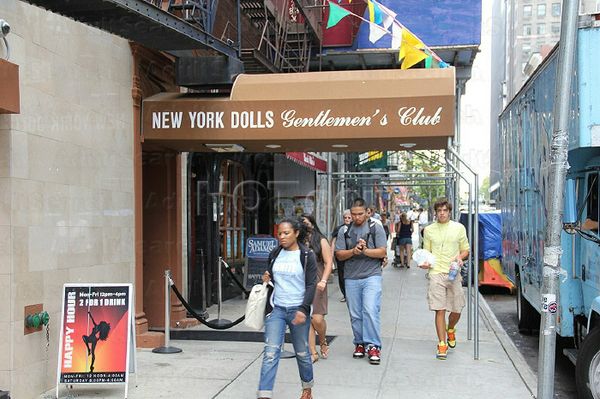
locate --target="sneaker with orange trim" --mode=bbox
[447,328,456,348]
[436,342,448,360]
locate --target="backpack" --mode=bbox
[343,219,378,250]
[343,219,386,266]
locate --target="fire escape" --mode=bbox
[238,0,316,73]
[21,0,321,89]
[160,0,320,73]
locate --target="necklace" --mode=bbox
[438,222,451,250]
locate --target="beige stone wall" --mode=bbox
[0,1,134,398]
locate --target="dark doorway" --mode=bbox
[188,153,274,311]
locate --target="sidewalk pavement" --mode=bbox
[44,259,537,399]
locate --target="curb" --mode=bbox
[478,293,538,398]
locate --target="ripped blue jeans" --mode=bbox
[257,305,313,398]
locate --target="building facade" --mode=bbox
[0,2,135,397]
[0,0,479,397]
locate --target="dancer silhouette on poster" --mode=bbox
[82,311,111,373]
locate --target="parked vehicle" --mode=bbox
[498,22,600,399]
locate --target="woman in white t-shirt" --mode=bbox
[258,218,318,399]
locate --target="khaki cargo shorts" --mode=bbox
[427,273,466,313]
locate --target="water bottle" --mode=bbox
[448,262,459,281]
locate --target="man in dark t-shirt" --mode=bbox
[335,198,387,365]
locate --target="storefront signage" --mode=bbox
[142,96,454,146]
[56,284,134,397]
[244,236,278,290]
[148,104,448,132]
[358,151,388,171]
[286,152,327,172]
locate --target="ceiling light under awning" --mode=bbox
[205,144,245,152]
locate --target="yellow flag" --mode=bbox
[367,0,375,22]
[401,46,428,69]
[399,29,424,60]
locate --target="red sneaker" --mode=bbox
[367,346,381,364]
[353,344,365,358]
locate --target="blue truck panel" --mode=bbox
[578,28,600,148]
[499,26,600,338]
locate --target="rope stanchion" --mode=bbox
[164,258,257,330]
[223,261,251,296]
[208,257,232,327]
[170,282,246,330]
[153,270,183,354]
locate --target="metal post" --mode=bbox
[454,83,463,212]
[236,0,242,57]
[538,0,579,397]
[153,270,182,354]
[327,153,333,237]
[467,185,473,341]
[445,159,473,341]
[448,146,480,359]
[209,257,232,327]
[473,174,479,359]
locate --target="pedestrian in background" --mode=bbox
[331,210,352,302]
[395,212,413,268]
[381,212,391,242]
[301,214,333,363]
[258,218,317,399]
[335,198,387,365]
[420,198,470,360]
[366,206,382,223]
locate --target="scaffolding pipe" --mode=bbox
[327,153,333,239]
[445,160,473,341]
[322,171,455,176]
[333,176,451,182]
[447,146,479,360]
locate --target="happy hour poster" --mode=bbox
[58,284,132,384]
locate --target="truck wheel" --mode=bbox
[576,327,600,399]
[516,273,539,334]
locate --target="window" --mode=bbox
[219,160,248,265]
[586,174,599,228]
[552,3,561,17]
[522,44,531,55]
[537,24,546,35]
[551,23,560,34]
[537,4,546,17]
[524,5,532,17]
[523,24,532,35]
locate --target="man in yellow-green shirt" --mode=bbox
[420,198,470,360]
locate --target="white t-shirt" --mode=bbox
[272,249,305,307]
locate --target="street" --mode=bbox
[482,287,578,399]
